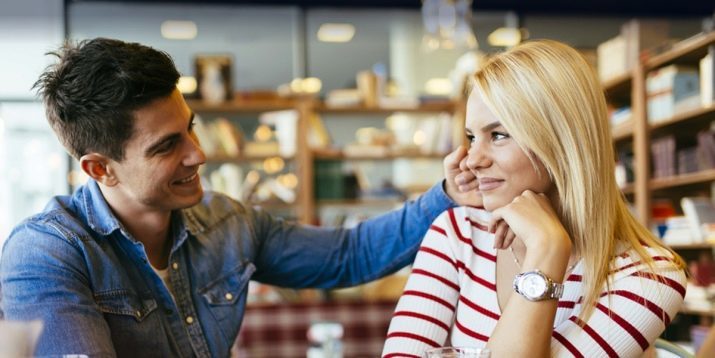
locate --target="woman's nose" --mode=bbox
[466,142,490,171]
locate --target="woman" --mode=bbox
[382,40,687,357]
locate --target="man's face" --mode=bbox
[107,88,206,214]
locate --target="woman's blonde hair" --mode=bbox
[472,39,686,320]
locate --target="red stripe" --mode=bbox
[384,354,421,358]
[570,316,618,357]
[454,318,489,342]
[630,271,686,298]
[393,311,451,332]
[567,274,582,282]
[603,290,671,325]
[558,301,576,309]
[466,218,489,232]
[430,225,447,237]
[611,256,673,274]
[595,303,649,351]
[419,247,458,271]
[552,330,584,358]
[386,332,440,348]
[449,209,497,262]
[403,290,456,311]
[412,268,460,291]
[456,260,497,291]
[459,295,500,320]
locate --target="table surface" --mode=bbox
[232,300,397,357]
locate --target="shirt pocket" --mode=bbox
[199,262,255,321]
[94,289,158,322]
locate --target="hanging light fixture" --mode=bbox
[422,0,477,51]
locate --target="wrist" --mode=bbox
[521,244,572,282]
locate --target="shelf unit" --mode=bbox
[186,98,313,224]
[186,97,461,225]
[606,29,715,225]
[605,28,715,334]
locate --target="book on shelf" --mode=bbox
[651,135,676,178]
[259,110,298,157]
[701,50,714,107]
[307,113,331,149]
[213,118,244,157]
[681,196,715,243]
[646,65,700,123]
[662,216,697,246]
[697,128,715,170]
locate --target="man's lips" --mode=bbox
[174,173,198,185]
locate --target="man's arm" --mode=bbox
[0,222,116,357]
[251,180,455,288]
[250,146,480,288]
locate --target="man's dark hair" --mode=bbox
[34,38,180,161]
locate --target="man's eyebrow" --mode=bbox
[481,121,502,132]
[145,132,180,156]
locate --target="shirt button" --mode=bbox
[135,311,142,318]
[225,293,233,301]
[185,316,194,324]
[172,262,179,270]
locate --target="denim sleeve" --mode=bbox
[251,180,455,288]
[0,221,116,357]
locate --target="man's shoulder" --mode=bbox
[5,195,90,250]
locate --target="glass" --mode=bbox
[425,347,490,358]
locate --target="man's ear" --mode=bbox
[79,153,118,186]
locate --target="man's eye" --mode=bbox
[156,141,176,154]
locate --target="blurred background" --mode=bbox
[1,1,714,356]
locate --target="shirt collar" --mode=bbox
[83,179,123,236]
[82,179,195,244]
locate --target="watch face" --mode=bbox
[521,273,548,299]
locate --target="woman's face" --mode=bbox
[464,90,554,212]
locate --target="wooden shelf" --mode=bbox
[206,154,294,163]
[313,150,446,161]
[668,242,715,250]
[620,183,635,195]
[186,98,297,113]
[680,306,715,316]
[649,105,715,133]
[316,101,456,114]
[317,198,404,207]
[650,168,715,191]
[602,72,632,99]
[612,120,634,141]
[645,31,715,70]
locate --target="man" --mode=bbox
[0,38,477,357]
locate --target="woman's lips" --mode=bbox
[477,177,503,191]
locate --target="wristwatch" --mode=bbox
[513,269,564,301]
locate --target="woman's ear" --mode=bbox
[79,153,118,186]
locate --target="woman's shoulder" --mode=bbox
[609,241,685,280]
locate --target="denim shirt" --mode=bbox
[0,179,454,357]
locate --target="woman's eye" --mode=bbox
[492,131,510,141]
[465,134,476,143]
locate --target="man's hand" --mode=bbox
[443,145,482,207]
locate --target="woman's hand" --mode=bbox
[443,146,482,207]
[488,190,571,268]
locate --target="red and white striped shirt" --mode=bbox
[383,206,687,358]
